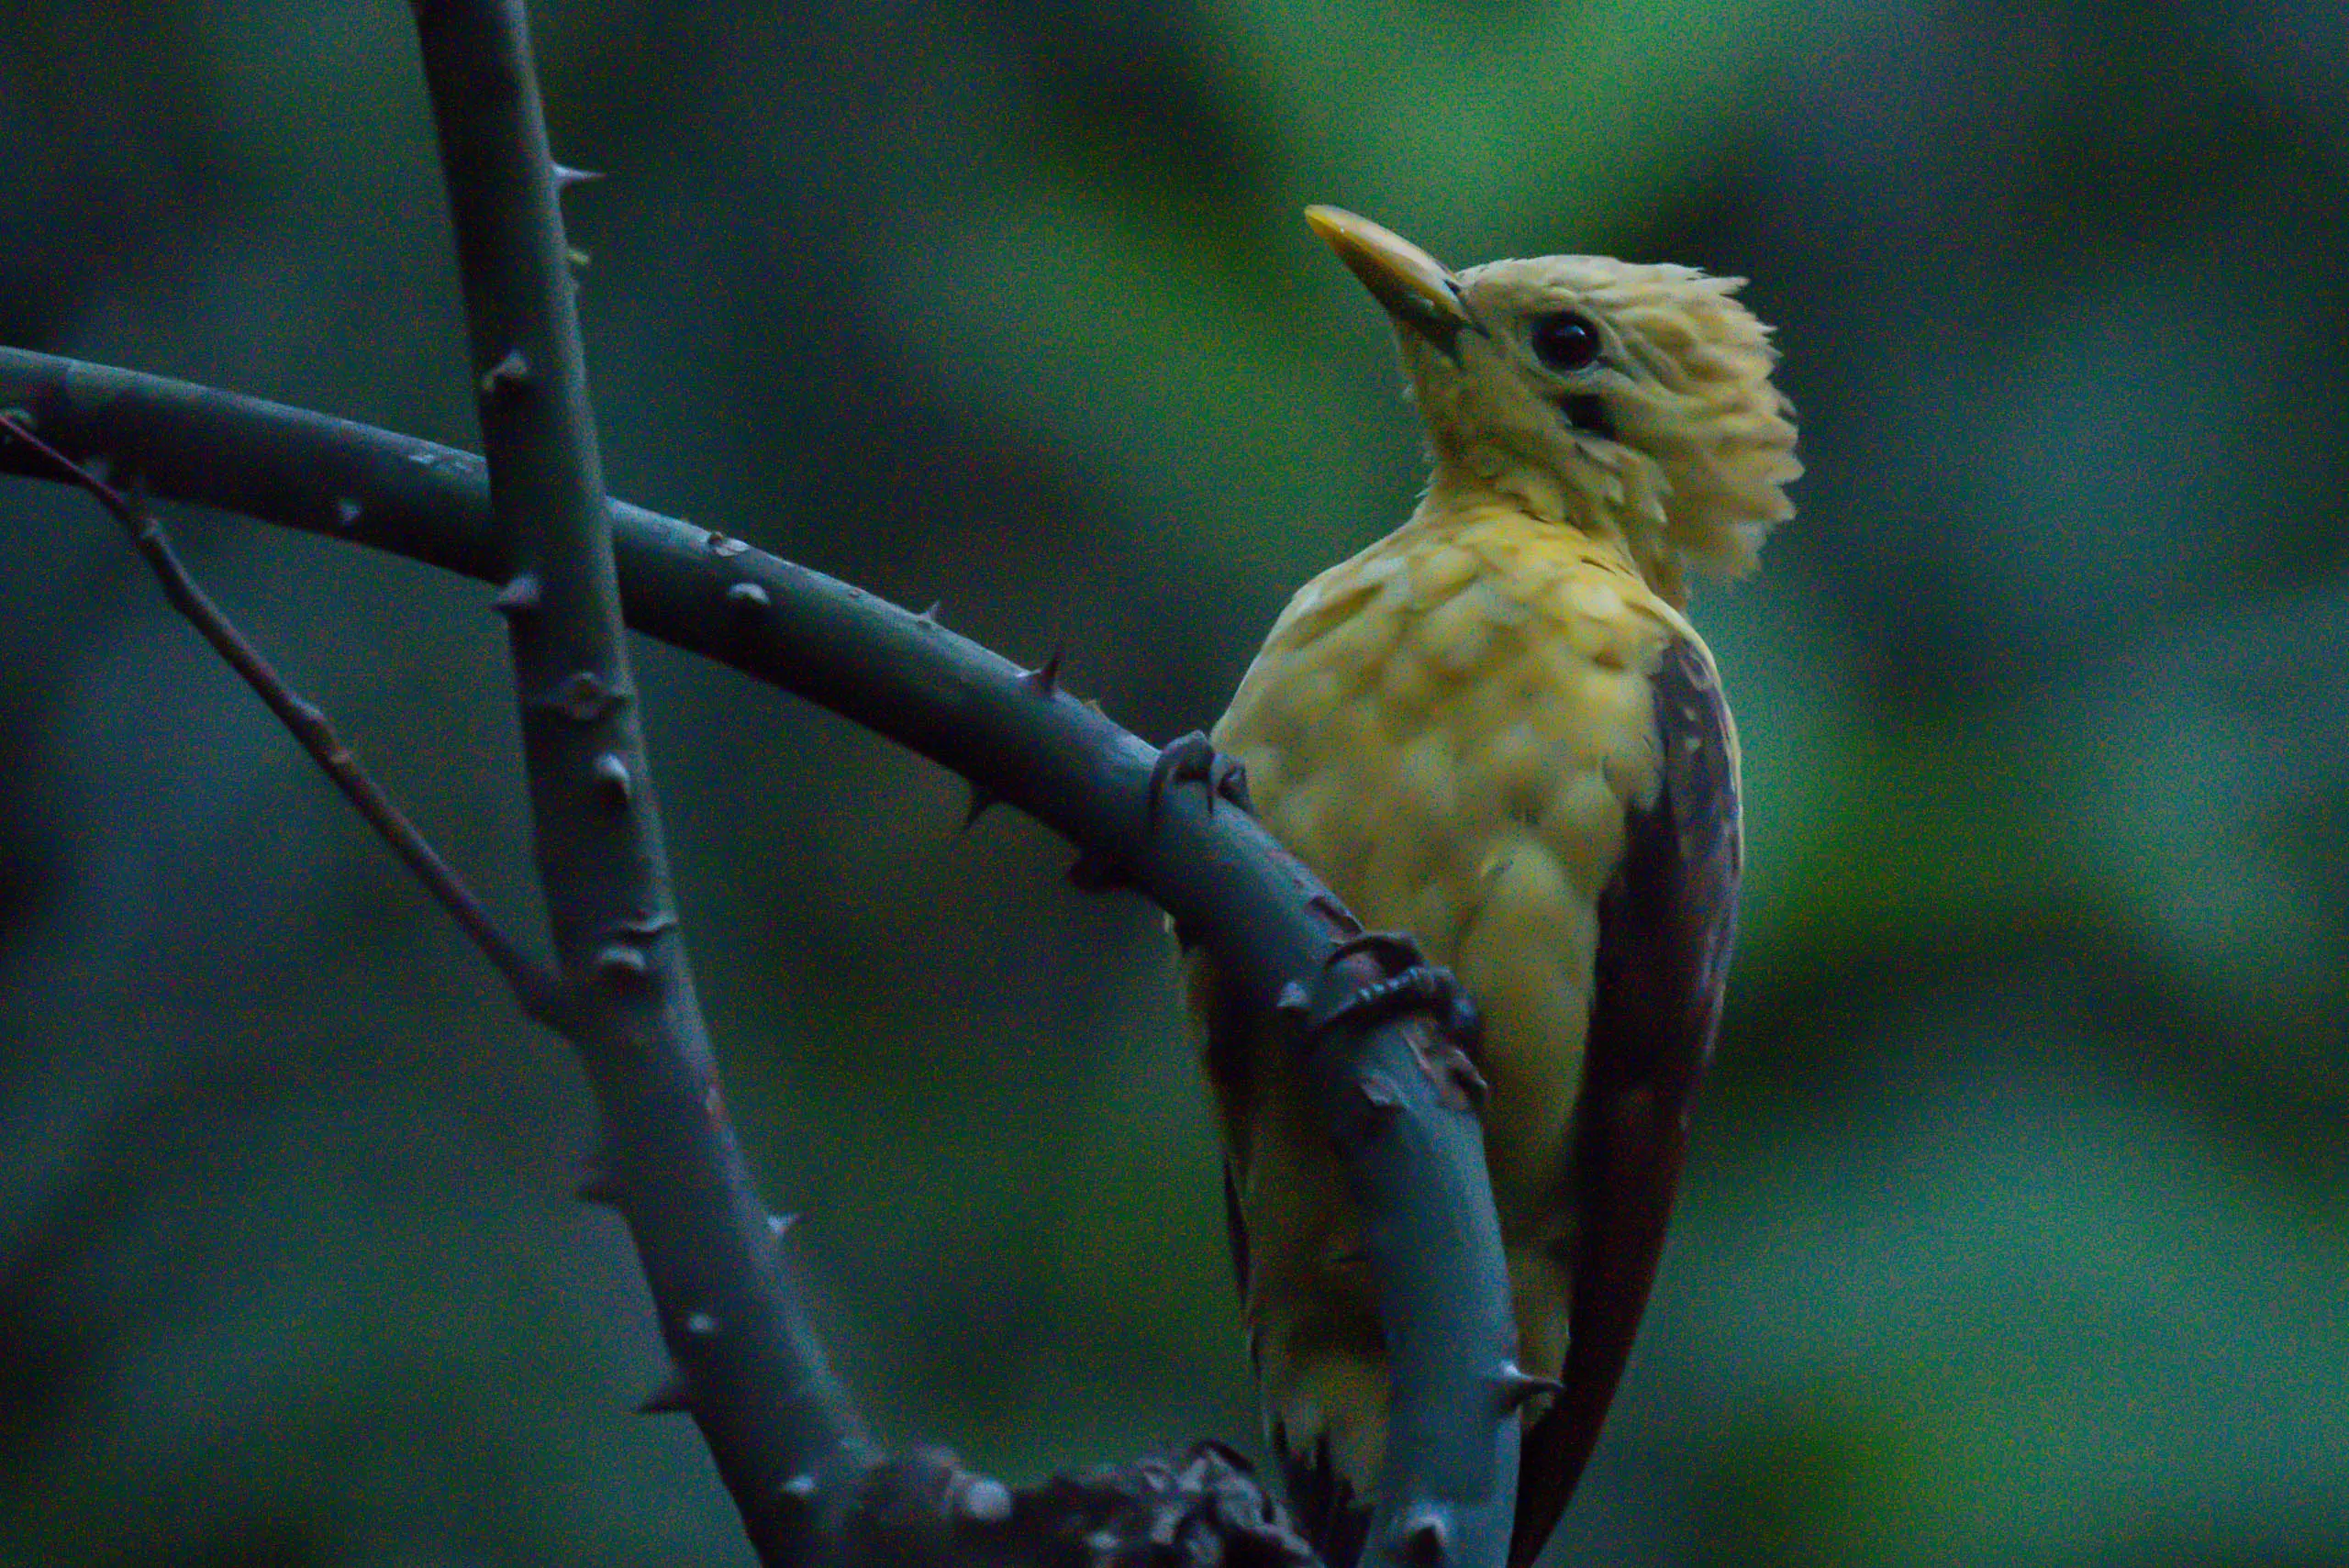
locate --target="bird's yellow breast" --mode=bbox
[1228,207,1787,1567]
[1212,505,1690,1219]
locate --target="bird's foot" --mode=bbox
[1147,731,1254,826]
[1319,931,1486,1061]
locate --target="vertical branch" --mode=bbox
[406,2,863,1558]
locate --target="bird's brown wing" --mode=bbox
[1508,634,1742,1568]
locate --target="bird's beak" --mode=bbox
[1305,206,1475,355]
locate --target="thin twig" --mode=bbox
[0,410,568,1025]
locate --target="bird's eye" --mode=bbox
[1530,312,1602,373]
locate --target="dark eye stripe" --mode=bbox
[1558,393,1616,440]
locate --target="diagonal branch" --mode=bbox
[0,410,565,1024]
[0,348,1521,1568]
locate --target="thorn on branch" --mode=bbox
[960,782,999,833]
[492,573,541,617]
[591,751,634,808]
[1307,890,1364,936]
[1490,1363,1563,1416]
[1352,1073,1405,1132]
[551,161,605,189]
[1147,732,1253,828]
[587,914,675,988]
[478,348,533,395]
[595,943,651,983]
[1423,1040,1490,1112]
[1019,644,1064,697]
[1397,1510,1450,1567]
[1146,735,1202,828]
[915,600,942,626]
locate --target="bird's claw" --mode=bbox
[1148,731,1254,827]
[1319,930,1486,1056]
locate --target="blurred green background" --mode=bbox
[3,0,2344,1562]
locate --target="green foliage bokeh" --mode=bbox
[2,1,2343,1563]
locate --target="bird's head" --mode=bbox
[1307,206,1799,605]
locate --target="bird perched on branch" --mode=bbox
[1188,207,1798,1567]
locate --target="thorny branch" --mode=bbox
[0,343,1524,1568]
[409,0,865,1557]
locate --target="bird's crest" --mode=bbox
[1457,256,1798,594]
[1307,208,1800,606]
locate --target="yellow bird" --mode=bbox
[1190,208,1798,1567]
